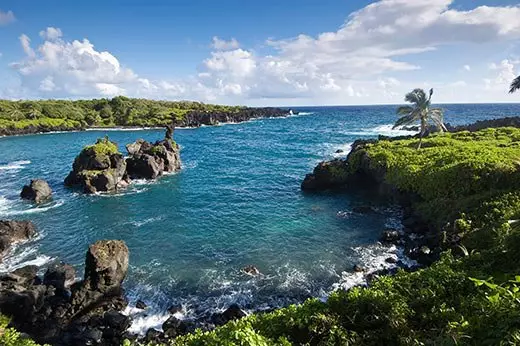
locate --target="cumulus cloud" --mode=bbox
[6,1,520,104]
[0,9,15,26]
[211,37,240,50]
[39,27,63,40]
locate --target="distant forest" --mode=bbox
[0,97,244,129]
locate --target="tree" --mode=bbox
[393,88,446,149]
[510,76,520,94]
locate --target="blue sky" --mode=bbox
[0,0,519,105]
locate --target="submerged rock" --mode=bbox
[0,220,36,260]
[241,265,261,276]
[20,179,52,203]
[126,138,181,179]
[64,137,130,194]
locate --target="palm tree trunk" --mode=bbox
[417,118,427,149]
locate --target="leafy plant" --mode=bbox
[393,88,446,149]
[510,76,520,94]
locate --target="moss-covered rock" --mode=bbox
[64,137,129,193]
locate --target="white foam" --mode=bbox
[2,200,65,216]
[297,112,315,116]
[0,160,31,171]
[124,310,170,335]
[345,124,418,137]
[130,216,163,227]
[332,142,353,158]
[85,127,163,132]
[331,243,415,292]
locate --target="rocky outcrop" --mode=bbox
[446,116,520,132]
[20,179,53,203]
[126,138,181,179]
[64,137,130,194]
[0,220,36,260]
[70,240,129,314]
[301,159,350,191]
[179,107,295,127]
[0,240,130,345]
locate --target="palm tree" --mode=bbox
[510,76,520,94]
[393,88,446,149]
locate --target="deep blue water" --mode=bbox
[0,104,519,332]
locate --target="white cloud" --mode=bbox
[485,59,518,89]
[39,27,63,40]
[211,37,240,50]
[6,1,520,104]
[0,9,15,26]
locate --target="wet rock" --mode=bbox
[135,300,147,310]
[44,263,76,292]
[242,265,261,276]
[20,179,52,203]
[301,159,349,191]
[162,316,188,338]
[0,220,36,260]
[380,229,400,243]
[385,257,398,264]
[103,310,132,332]
[144,328,164,343]
[167,304,183,315]
[353,264,365,273]
[335,149,344,153]
[64,138,129,194]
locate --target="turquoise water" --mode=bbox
[0,104,519,331]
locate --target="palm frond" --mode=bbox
[396,106,414,115]
[404,89,427,105]
[393,112,419,129]
[510,76,520,94]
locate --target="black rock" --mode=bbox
[167,304,183,314]
[20,179,52,203]
[162,316,188,338]
[380,229,400,243]
[44,263,76,292]
[135,299,147,310]
[103,310,132,333]
[353,264,365,273]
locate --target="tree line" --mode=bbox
[0,97,244,129]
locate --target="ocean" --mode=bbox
[0,104,519,333]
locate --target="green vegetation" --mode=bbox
[0,315,46,346]
[4,128,520,345]
[511,75,520,94]
[83,136,119,157]
[129,127,520,345]
[393,88,446,149]
[0,97,244,130]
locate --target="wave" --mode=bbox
[345,124,418,137]
[129,216,163,228]
[297,112,315,116]
[332,142,353,158]
[85,127,163,132]
[1,200,65,216]
[0,160,31,171]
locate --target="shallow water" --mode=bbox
[0,104,519,332]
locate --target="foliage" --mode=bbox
[0,97,245,130]
[0,315,45,346]
[126,127,520,345]
[394,88,446,148]
[83,137,119,157]
[510,75,520,94]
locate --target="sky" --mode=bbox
[0,0,519,106]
